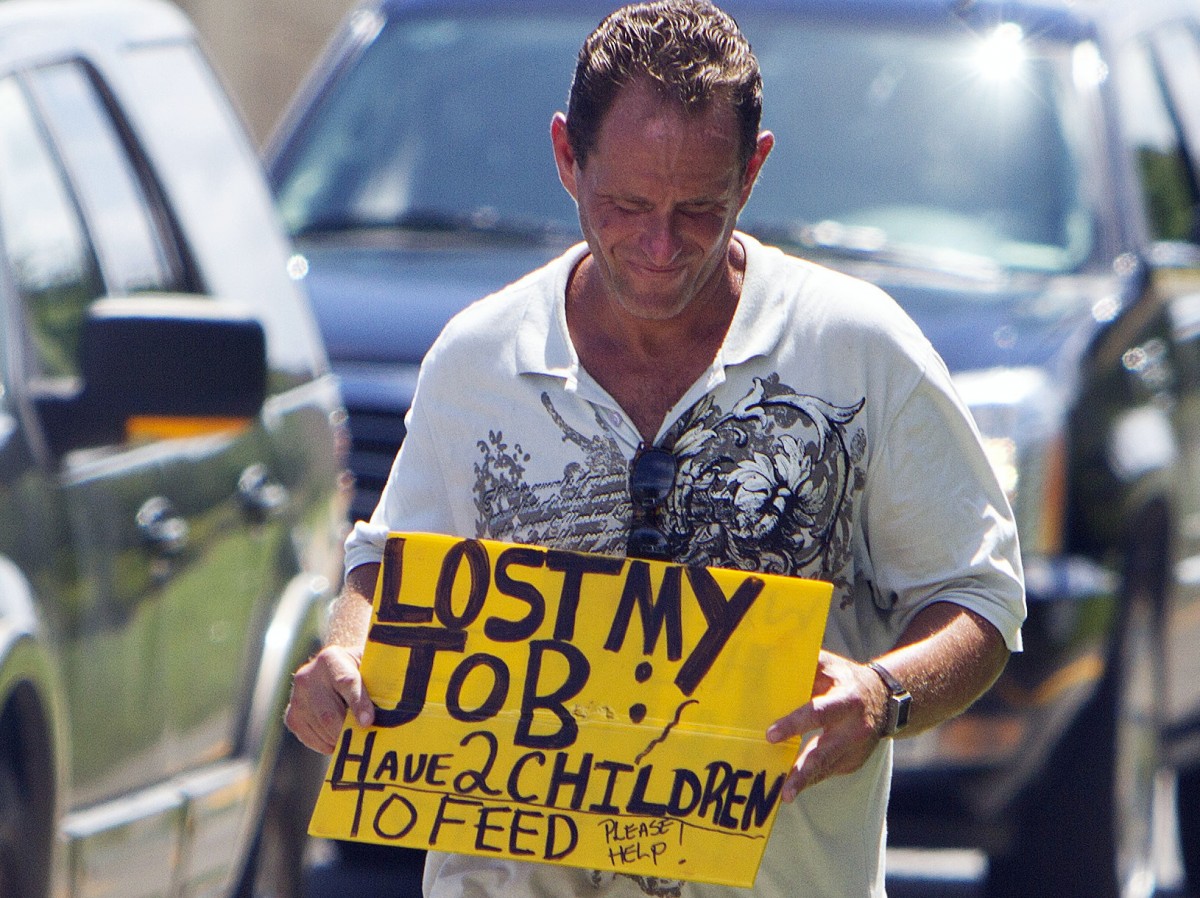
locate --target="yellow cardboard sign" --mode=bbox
[309,532,831,887]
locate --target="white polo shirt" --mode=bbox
[346,232,1025,898]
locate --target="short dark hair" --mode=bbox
[566,0,763,170]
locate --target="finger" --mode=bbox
[285,700,338,755]
[285,684,341,755]
[767,706,815,744]
[788,711,885,801]
[781,734,825,801]
[767,687,841,743]
[769,650,849,744]
[285,646,370,751]
[784,727,850,800]
[810,649,839,689]
[325,646,375,727]
[287,678,346,754]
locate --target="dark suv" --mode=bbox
[0,1,348,896]
[268,1,1200,895]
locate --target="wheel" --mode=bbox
[1179,766,1200,894]
[986,555,1163,898]
[0,697,52,898]
[236,729,328,898]
[0,740,31,897]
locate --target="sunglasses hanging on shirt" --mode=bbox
[626,443,677,561]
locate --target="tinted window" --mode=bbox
[1113,39,1197,243]
[274,15,580,241]
[0,76,103,380]
[121,41,326,379]
[1151,24,1200,222]
[273,12,1096,274]
[747,22,1092,273]
[29,62,185,296]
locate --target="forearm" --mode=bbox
[324,562,380,652]
[286,562,381,751]
[874,601,1010,737]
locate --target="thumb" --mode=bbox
[327,645,375,728]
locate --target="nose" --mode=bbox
[639,210,682,266]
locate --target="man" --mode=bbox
[286,1,1025,896]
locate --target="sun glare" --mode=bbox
[975,22,1027,82]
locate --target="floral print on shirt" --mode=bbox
[473,372,866,598]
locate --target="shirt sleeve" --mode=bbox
[343,360,459,574]
[857,353,1026,653]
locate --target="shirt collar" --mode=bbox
[721,231,788,366]
[513,242,590,384]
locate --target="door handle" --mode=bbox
[136,496,189,556]
[237,464,289,522]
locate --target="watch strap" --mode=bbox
[868,660,912,736]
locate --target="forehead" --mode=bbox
[587,81,743,187]
[599,79,739,146]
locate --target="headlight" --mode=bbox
[953,366,1068,557]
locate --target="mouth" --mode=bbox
[629,260,687,280]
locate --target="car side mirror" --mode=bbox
[37,296,268,455]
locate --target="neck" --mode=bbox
[565,240,746,441]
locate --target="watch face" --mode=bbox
[870,661,911,735]
[892,693,911,733]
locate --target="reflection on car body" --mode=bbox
[0,1,348,895]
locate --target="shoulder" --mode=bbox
[443,247,576,336]
[759,238,920,328]
[423,244,582,368]
[738,232,935,371]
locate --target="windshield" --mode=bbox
[273,10,1097,275]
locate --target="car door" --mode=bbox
[1109,23,1200,745]
[107,35,301,769]
[25,51,293,896]
[0,65,182,896]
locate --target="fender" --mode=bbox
[236,571,335,802]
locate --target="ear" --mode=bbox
[739,130,775,207]
[550,112,579,201]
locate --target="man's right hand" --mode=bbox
[285,644,376,754]
[284,562,381,754]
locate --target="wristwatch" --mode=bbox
[868,660,912,736]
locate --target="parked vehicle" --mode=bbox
[0,0,349,895]
[267,0,1200,895]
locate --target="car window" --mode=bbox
[1150,23,1200,216]
[273,14,581,242]
[0,76,104,381]
[272,12,1095,275]
[1113,37,1197,243]
[27,62,188,297]
[120,40,328,380]
[744,20,1092,274]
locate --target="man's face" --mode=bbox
[554,81,769,322]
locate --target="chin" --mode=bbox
[615,293,693,322]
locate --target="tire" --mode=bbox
[986,553,1163,898]
[1178,766,1200,894]
[236,729,328,898]
[0,739,33,898]
[0,696,52,898]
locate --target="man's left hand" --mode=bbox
[764,603,1009,801]
[766,649,888,800]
